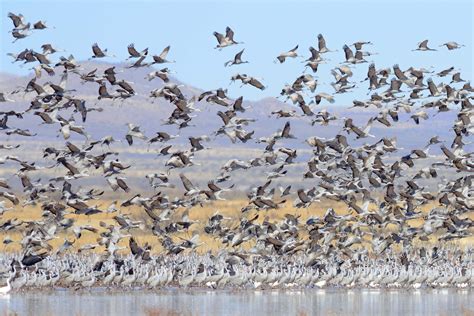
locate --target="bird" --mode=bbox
[317,34,335,53]
[8,12,28,30]
[152,46,174,64]
[439,42,464,50]
[146,68,172,82]
[127,43,148,59]
[90,43,115,58]
[352,41,372,50]
[276,45,299,63]
[225,49,248,67]
[214,27,242,49]
[0,11,471,294]
[125,123,147,145]
[230,74,266,90]
[413,40,437,51]
[0,268,15,295]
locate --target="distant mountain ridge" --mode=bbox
[0,60,460,153]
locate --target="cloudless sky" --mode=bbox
[1,0,473,102]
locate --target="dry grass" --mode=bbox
[0,198,472,254]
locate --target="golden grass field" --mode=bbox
[0,198,473,255]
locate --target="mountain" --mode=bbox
[0,60,464,192]
[0,60,458,146]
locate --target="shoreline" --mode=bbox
[5,285,474,293]
[1,250,472,292]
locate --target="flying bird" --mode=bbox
[214,26,242,49]
[225,49,248,67]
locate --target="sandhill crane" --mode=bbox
[11,29,30,42]
[427,78,440,96]
[278,121,295,139]
[413,40,437,51]
[0,267,15,295]
[231,74,266,90]
[127,43,148,59]
[189,136,210,151]
[21,253,48,267]
[439,42,464,50]
[34,109,59,124]
[116,80,135,95]
[33,20,49,29]
[125,123,147,145]
[90,43,115,58]
[437,67,454,77]
[107,176,130,192]
[231,96,249,112]
[128,55,149,68]
[8,12,28,30]
[214,26,242,49]
[97,83,114,100]
[148,131,178,143]
[303,46,329,73]
[7,48,31,63]
[179,173,200,196]
[411,111,429,124]
[352,41,372,50]
[55,54,79,71]
[450,72,465,83]
[30,64,54,79]
[152,46,174,64]
[318,34,335,53]
[225,49,248,67]
[343,45,366,64]
[275,45,299,63]
[41,43,63,55]
[146,68,172,82]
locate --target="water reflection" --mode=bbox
[0,288,472,316]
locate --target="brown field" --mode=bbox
[0,198,473,255]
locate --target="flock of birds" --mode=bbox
[0,13,472,292]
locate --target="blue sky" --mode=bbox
[1,0,472,102]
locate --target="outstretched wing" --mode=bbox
[225,26,235,41]
[159,45,170,59]
[179,173,196,192]
[213,31,224,44]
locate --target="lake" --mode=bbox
[0,288,472,315]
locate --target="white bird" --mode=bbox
[439,42,464,50]
[0,267,15,295]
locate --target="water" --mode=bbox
[0,288,472,315]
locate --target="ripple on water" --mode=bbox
[0,289,472,316]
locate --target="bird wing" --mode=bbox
[8,13,23,28]
[318,34,326,50]
[127,44,140,57]
[418,39,428,48]
[207,181,222,192]
[343,45,353,60]
[235,49,244,60]
[225,26,235,41]
[297,189,310,203]
[179,173,196,192]
[159,46,170,59]
[282,121,291,137]
[233,96,244,111]
[92,43,103,56]
[213,31,224,44]
[99,84,109,96]
[249,78,265,90]
[290,45,299,52]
